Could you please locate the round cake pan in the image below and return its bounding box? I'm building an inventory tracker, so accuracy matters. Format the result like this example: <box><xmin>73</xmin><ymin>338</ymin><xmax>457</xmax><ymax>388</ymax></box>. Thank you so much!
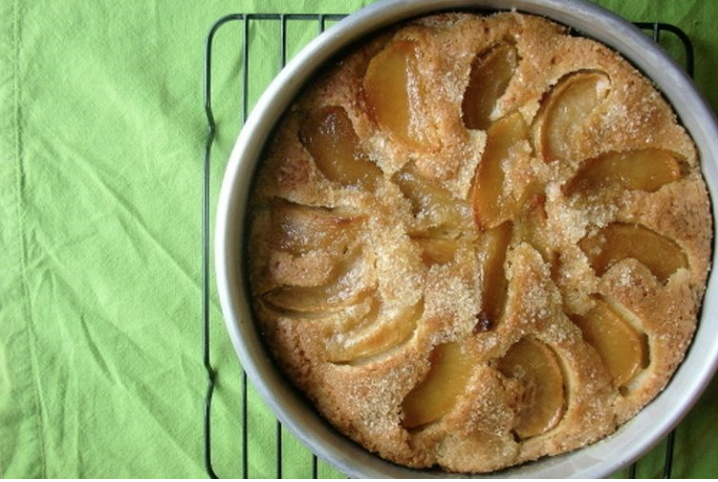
<box><xmin>215</xmin><ymin>0</ymin><xmax>718</xmax><ymax>477</ymax></box>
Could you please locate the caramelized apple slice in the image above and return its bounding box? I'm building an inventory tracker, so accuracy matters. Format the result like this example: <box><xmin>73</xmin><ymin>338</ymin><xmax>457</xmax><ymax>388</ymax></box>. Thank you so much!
<box><xmin>402</xmin><ymin>342</ymin><xmax>473</xmax><ymax>429</ymax></box>
<box><xmin>263</xmin><ymin>247</ymin><xmax>370</xmax><ymax>313</ymax></box>
<box><xmin>496</xmin><ymin>338</ymin><xmax>565</xmax><ymax>439</ymax></box>
<box><xmin>326</xmin><ymin>299</ymin><xmax>423</xmax><ymax>363</ymax></box>
<box><xmin>271</xmin><ymin>200</ymin><xmax>364</xmax><ymax>254</ymax></box>
<box><xmin>299</xmin><ymin>106</ymin><xmax>382</xmax><ymax>190</ymax></box>
<box><xmin>538</xmin><ymin>71</ymin><xmax>610</xmax><ymax>162</ymax></box>
<box><xmin>564</xmin><ymin>149</ymin><xmax>683</xmax><ymax>196</ymax></box>
<box><xmin>411</xmin><ymin>236</ymin><xmax>458</xmax><ymax>266</ymax></box>
<box><xmin>517</xmin><ymin>191</ymin><xmax>556</xmax><ymax>269</ymax></box>
<box><xmin>462</xmin><ymin>43</ymin><xmax>519</xmax><ymax>130</ymax></box>
<box><xmin>517</xmin><ymin>198</ymin><xmax>543</xmax><ymax>250</ymax></box>
<box><xmin>579</xmin><ymin>223</ymin><xmax>688</xmax><ymax>283</ymax></box>
<box><xmin>571</xmin><ymin>300</ymin><xmax>648</xmax><ymax>388</ymax></box>
<box><xmin>364</xmin><ymin>40</ymin><xmax>430</xmax><ymax>149</ymax></box>
<box><xmin>395</xmin><ymin>164</ymin><xmax>471</xmax><ymax>231</ymax></box>
<box><xmin>477</xmin><ymin>222</ymin><xmax>512</xmax><ymax>329</ymax></box>
<box><xmin>473</xmin><ymin>113</ymin><xmax>528</xmax><ymax>230</ymax></box>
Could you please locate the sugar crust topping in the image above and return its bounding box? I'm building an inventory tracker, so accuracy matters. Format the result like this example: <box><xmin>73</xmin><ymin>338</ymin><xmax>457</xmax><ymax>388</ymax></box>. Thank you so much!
<box><xmin>247</xmin><ymin>12</ymin><xmax>712</xmax><ymax>473</ymax></box>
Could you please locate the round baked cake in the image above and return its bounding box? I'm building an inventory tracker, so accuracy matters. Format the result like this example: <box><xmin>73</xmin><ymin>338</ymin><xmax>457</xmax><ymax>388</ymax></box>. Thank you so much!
<box><xmin>246</xmin><ymin>12</ymin><xmax>712</xmax><ymax>473</ymax></box>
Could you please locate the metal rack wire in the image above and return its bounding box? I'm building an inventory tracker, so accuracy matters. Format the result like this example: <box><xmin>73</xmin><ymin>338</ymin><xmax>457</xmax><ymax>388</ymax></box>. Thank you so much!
<box><xmin>202</xmin><ymin>13</ymin><xmax>695</xmax><ymax>479</ymax></box>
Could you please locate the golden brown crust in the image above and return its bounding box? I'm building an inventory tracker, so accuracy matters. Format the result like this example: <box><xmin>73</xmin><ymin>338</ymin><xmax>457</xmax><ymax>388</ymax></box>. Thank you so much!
<box><xmin>247</xmin><ymin>12</ymin><xmax>712</xmax><ymax>473</ymax></box>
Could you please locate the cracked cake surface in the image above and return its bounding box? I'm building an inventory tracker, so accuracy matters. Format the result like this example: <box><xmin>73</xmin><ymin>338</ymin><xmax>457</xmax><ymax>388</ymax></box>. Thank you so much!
<box><xmin>245</xmin><ymin>12</ymin><xmax>712</xmax><ymax>473</ymax></box>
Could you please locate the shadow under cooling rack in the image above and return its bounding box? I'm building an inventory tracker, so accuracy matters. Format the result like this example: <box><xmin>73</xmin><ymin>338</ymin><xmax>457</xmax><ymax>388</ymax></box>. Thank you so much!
<box><xmin>202</xmin><ymin>13</ymin><xmax>695</xmax><ymax>479</ymax></box>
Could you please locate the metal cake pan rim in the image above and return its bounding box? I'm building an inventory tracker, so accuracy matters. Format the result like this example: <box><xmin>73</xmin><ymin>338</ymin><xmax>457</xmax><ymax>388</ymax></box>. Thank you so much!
<box><xmin>215</xmin><ymin>0</ymin><xmax>718</xmax><ymax>477</ymax></box>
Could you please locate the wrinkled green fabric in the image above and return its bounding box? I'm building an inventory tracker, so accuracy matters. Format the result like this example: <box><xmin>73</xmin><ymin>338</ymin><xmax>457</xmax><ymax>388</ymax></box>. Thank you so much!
<box><xmin>0</xmin><ymin>0</ymin><xmax>715</xmax><ymax>478</ymax></box>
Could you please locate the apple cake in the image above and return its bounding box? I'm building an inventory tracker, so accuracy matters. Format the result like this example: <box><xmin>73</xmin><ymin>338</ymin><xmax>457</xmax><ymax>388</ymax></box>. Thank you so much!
<box><xmin>246</xmin><ymin>11</ymin><xmax>712</xmax><ymax>473</ymax></box>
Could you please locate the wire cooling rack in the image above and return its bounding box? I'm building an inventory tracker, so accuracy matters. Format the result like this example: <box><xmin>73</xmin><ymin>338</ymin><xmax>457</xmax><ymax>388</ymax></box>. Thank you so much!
<box><xmin>202</xmin><ymin>12</ymin><xmax>696</xmax><ymax>479</ymax></box>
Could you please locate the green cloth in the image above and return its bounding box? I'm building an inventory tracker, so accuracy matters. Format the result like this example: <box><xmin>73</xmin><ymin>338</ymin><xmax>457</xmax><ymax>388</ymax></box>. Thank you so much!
<box><xmin>0</xmin><ymin>0</ymin><xmax>716</xmax><ymax>477</ymax></box>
